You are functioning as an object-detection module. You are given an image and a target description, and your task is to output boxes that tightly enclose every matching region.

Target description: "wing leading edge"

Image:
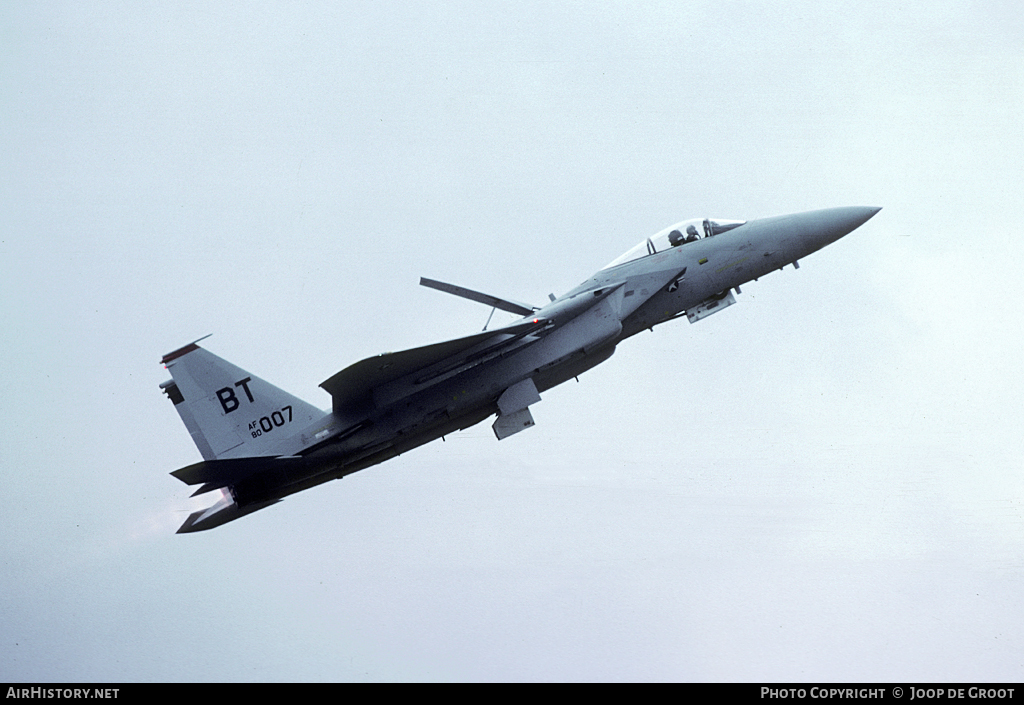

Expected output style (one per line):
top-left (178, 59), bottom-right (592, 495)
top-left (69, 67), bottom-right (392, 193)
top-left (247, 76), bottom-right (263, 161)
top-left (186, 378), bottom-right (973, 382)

top-left (319, 317), bottom-right (548, 416)
top-left (419, 277), bottom-right (537, 316)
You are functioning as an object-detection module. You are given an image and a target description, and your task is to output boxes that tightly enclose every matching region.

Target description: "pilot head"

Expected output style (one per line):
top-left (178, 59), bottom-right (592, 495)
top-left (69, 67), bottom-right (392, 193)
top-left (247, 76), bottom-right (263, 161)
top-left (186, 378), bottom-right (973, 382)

top-left (668, 230), bottom-right (684, 247)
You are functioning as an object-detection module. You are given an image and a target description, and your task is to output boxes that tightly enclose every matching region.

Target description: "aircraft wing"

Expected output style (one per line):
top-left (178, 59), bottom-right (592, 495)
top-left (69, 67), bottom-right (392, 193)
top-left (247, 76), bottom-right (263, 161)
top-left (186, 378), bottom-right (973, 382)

top-left (320, 317), bottom-right (548, 416)
top-left (419, 277), bottom-right (537, 316)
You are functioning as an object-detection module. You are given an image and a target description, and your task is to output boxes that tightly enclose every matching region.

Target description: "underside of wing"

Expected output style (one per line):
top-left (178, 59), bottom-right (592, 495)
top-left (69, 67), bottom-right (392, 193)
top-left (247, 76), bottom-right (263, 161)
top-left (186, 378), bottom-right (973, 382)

top-left (320, 317), bottom-right (548, 416)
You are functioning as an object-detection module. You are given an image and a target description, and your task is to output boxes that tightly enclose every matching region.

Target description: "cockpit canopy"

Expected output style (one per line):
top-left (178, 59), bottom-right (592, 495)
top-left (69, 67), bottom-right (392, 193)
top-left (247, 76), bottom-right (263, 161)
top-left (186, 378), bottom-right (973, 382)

top-left (603, 217), bottom-right (747, 270)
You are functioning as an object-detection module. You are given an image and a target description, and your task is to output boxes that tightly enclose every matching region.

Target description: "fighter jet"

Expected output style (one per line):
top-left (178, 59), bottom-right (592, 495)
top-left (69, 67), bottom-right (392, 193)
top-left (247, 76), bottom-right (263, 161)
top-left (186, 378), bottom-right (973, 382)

top-left (160, 206), bottom-right (880, 533)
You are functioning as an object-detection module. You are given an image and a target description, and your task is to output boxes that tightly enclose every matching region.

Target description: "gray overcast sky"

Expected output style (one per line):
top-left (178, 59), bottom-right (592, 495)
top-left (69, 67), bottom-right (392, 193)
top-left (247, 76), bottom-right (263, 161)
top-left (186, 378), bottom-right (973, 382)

top-left (2, 0), bottom-right (1022, 682)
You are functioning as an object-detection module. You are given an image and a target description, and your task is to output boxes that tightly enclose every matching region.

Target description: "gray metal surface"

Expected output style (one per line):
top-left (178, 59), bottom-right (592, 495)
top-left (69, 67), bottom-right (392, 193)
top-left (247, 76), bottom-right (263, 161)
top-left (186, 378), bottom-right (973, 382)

top-left (160, 206), bottom-right (881, 532)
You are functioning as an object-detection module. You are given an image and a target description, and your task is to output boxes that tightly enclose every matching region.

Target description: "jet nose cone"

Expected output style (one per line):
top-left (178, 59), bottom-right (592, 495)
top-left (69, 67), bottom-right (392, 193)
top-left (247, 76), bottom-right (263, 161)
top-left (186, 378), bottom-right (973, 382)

top-left (821, 205), bottom-right (882, 231)
top-left (842, 205), bottom-right (882, 229)
top-left (797, 206), bottom-right (882, 250)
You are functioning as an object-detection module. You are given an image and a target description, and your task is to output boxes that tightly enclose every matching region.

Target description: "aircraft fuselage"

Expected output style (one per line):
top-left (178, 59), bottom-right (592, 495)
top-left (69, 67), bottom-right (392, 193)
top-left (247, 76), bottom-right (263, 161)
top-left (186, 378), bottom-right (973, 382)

top-left (164, 207), bottom-right (881, 531)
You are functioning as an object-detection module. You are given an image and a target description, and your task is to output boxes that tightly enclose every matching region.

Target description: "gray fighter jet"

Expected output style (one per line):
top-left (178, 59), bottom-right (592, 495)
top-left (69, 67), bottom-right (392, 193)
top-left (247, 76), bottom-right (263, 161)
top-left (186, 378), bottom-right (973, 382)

top-left (160, 206), bottom-right (880, 533)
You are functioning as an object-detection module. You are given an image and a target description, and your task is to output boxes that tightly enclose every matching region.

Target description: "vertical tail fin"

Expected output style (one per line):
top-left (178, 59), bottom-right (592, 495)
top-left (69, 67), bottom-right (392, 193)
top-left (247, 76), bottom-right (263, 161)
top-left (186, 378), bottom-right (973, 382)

top-left (159, 341), bottom-right (328, 460)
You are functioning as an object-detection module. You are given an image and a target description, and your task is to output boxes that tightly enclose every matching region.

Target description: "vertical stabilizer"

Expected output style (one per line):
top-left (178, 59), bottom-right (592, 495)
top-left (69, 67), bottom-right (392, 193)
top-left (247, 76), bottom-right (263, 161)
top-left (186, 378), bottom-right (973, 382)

top-left (159, 342), bottom-right (328, 460)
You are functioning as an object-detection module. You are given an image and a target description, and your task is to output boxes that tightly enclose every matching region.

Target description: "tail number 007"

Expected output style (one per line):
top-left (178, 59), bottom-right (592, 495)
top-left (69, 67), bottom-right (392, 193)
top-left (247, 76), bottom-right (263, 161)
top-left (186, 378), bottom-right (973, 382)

top-left (249, 406), bottom-right (293, 438)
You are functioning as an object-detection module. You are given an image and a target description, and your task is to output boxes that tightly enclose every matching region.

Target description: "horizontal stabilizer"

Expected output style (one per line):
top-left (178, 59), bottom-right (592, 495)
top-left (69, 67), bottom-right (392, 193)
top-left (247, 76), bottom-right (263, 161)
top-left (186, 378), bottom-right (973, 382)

top-left (420, 277), bottom-right (536, 316)
top-left (171, 456), bottom-right (308, 488)
top-left (177, 495), bottom-right (281, 534)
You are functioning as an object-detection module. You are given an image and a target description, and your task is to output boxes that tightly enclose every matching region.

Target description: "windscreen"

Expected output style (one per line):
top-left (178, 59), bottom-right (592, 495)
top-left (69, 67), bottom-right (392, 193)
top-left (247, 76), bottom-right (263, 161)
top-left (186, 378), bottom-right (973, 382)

top-left (603, 218), bottom-right (746, 269)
